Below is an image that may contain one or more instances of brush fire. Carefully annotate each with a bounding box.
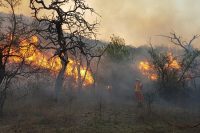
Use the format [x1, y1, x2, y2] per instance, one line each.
[139, 52, 181, 81]
[5, 36, 94, 86]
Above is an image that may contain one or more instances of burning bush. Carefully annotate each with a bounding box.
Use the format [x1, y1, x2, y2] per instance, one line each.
[139, 33, 200, 103]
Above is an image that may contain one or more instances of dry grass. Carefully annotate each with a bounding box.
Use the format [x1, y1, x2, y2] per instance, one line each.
[0, 92, 200, 133]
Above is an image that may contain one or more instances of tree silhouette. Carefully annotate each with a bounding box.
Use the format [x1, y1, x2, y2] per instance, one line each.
[30, 0, 104, 101]
[0, 0, 39, 115]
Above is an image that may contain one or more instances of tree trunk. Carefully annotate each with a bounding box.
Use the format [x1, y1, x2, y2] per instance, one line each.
[0, 51, 5, 84]
[0, 67, 5, 85]
[75, 53, 83, 91]
[0, 88, 6, 116]
[55, 60, 67, 102]
[77, 62, 82, 90]
[0, 52, 6, 115]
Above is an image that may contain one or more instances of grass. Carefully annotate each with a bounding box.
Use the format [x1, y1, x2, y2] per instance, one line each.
[0, 91, 200, 133]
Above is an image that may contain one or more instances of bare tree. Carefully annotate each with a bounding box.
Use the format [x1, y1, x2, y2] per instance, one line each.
[0, 0, 39, 115]
[30, 0, 104, 101]
[160, 33, 200, 82]
[148, 33, 200, 101]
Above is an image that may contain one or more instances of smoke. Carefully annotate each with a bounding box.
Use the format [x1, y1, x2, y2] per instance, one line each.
[88, 0, 200, 45]
[1, 0, 200, 46]
[5, 44, 200, 114]
[1, 0, 200, 108]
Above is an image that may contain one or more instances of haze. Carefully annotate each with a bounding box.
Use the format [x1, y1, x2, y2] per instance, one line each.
[1, 0, 200, 46]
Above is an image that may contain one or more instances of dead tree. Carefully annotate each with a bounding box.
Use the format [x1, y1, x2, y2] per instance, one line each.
[30, 0, 105, 101]
[148, 33, 200, 102]
[162, 33, 200, 82]
[0, 0, 39, 115]
[71, 46, 104, 91]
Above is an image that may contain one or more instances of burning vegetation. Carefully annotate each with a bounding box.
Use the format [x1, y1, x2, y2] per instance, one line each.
[139, 61, 158, 80]
[6, 35, 94, 86]
[1, 1, 200, 132]
[139, 52, 181, 81]
[137, 33, 200, 102]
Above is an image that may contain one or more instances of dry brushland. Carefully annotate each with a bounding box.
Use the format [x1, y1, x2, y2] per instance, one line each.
[0, 89, 200, 133]
[1, 0, 200, 133]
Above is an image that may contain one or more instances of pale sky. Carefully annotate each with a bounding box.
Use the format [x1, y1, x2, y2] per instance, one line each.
[1, 0, 200, 46]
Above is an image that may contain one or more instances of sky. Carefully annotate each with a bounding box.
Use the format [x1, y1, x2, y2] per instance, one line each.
[1, 0, 200, 46]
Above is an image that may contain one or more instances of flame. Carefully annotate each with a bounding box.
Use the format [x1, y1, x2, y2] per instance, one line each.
[166, 52, 180, 69]
[139, 52, 180, 81]
[149, 74, 158, 81]
[139, 61, 158, 80]
[7, 36, 94, 86]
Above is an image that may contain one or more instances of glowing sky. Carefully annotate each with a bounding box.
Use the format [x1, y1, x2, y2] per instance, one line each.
[1, 0, 200, 46]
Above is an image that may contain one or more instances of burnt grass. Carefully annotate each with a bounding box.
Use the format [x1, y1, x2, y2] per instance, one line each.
[0, 89, 200, 133]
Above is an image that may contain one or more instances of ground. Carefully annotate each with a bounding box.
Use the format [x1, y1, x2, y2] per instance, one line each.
[0, 90, 200, 133]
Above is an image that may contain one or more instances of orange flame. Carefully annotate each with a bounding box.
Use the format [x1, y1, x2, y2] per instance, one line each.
[139, 53, 180, 81]
[139, 61, 158, 80]
[7, 36, 94, 86]
[166, 52, 180, 69]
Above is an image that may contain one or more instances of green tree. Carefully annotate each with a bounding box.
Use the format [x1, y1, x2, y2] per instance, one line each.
[107, 35, 133, 62]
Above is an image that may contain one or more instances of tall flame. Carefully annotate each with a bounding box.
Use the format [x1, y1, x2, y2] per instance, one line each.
[7, 36, 94, 86]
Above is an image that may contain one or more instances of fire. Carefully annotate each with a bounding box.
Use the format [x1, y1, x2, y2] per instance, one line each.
[149, 74, 158, 81]
[7, 36, 94, 86]
[139, 61, 158, 80]
[139, 52, 180, 81]
[166, 52, 180, 69]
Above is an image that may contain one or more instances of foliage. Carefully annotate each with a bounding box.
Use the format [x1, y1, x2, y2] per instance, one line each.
[106, 35, 133, 62]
